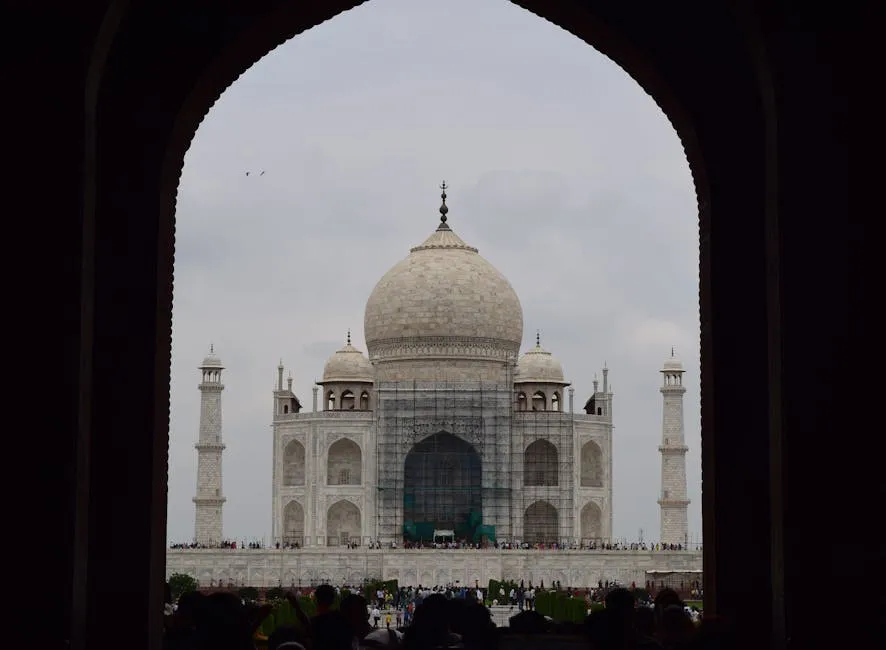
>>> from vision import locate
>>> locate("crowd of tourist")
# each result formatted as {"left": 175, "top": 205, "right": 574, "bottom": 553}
{"left": 358, "top": 579, "right": 701, "bottom": 613}
{"left": 169, "top": 538, "right": 701, "bottom": 552}
{"left": 169, "top": 540, "right": 267, "bottom": 550}
{"left": 162, "top": 581, "right": 722, "bottom": 649}
{"left": 396, "top": 540, "right": 697, "bottom": 551}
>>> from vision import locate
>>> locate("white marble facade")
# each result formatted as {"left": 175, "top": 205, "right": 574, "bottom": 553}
{"left": 166, "top": 548, "right": 702, "bottom": 589}
{"left": 269, "top": 193, "right": 615, "bottom": 548}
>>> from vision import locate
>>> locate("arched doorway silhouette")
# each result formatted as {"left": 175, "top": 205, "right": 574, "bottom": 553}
{"left": 66, "top": 0, "right": 828, "bottom": 645}
{"left": 403, "top": 432, "right": 482, "bottom": 541}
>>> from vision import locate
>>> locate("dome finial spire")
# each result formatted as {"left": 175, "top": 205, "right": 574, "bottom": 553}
{"left": 437, "top": 180, "right": 450, "bottom": 231}
{"left": 671, "top": 345, "right": 675, "bottom": 357}
{"left": 347, "top": 329, "right": 351, "bottom": 345}
{"left": 210, "top": 343, "right": 214, "bottom": 354}
{"left": 536, "top": 330, "right": 541, "bottom": 347}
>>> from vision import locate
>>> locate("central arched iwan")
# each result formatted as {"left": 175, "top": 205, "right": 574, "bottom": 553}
{"left": 403, "top": 432, "right": 482, "bottom": 539}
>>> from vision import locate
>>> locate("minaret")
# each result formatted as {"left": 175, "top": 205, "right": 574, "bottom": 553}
{"left": 658, "top": 348, "right": 690, "bottom": 546}
{"left": 193, "top": 344, "right": 226, "bottom": 546}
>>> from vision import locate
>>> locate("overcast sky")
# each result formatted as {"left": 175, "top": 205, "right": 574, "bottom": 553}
{"left": 167, "top": 0, "right": 701, "bottom": 546}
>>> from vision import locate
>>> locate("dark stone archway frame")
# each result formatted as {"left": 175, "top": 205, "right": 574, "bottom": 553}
{"left": 75, "top": 1, "right": 790, "bottom": 648}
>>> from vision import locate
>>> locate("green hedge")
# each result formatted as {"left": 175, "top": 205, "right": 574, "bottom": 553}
{"left": 487, "top": 579, "right": 520, "bottom": 603}
{"left": 256, "top": 587, "right": 364, "bottom": 637}
{"left": 534, "top": 591, "right": 590, "bottom": 624}
{"left": 257, "top": 596, "right": 318, "bottom": 637}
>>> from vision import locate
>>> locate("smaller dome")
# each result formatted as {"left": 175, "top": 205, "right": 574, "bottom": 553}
{"left": 663, "top": 348, "right": 684, "bottom": 371}
{"left": 321, "top": 335, "right": 374, "bottom": 383}
{"left": 200, "top": 345, "right": 223, "bottom": 368}
{"left": 515, "top": 335, "right": 568, "bottom": 384}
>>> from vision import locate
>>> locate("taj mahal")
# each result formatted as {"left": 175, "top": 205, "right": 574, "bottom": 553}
{"left": 167, "top": 184, "right": 702, "bottom": 588}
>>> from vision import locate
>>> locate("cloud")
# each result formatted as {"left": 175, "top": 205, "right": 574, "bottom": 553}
{"left": 616, "top": 316, "right": 691, "bottom": 362}
{"left": 168, "top": 0, "right": 702, "bottom": 547}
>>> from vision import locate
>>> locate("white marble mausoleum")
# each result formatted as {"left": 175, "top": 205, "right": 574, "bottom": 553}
{"left": 170, "top": 184, "right": 700, "bottom": 586}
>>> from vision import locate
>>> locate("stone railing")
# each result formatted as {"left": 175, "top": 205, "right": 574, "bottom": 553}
{"left": 275, "top": 410, "right": 375, "bottom": 422}
{"left": 167, "top": 545, "right": 703, "bottom": 554}
{"left": 568, "top": 413, "right": 611, "bottom": 423}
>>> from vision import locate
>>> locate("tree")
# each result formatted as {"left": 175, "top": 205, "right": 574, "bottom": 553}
{"left": 169, "top": 573, "right": 199, "bottom": 601}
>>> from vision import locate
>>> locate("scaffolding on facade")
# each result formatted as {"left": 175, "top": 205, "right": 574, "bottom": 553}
{"left": 373, "top": 373, "right": 575, "bottom": 546}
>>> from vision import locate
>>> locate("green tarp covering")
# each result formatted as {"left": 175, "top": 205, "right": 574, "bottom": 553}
{"left": 474, "top": 524, "right": 496, "bottom": 542}
{"left": 402, "top": 512, "right": 494, "bottom": 543}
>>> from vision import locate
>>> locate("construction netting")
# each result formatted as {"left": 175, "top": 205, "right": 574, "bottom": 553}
{"left": 374, "top": 377, "right": 575, "bottom": 546}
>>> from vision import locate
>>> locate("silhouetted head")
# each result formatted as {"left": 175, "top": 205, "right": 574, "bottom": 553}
{"left": 414, "top": 593, "right": 449, "bottom": 625}
{"left": 315, "top": 584, "right": 336, "bottom": 612}
{"left": 312, "top": 610, "right": 354, "bottom": 650}
{"left": 653, "top": 588, "right": 682, "bottom": 611}
{"left": 603, "top": 587, "right": 636, "bottom": 631}
{"left": 583, "top": 608, "right": 618, "bottom": 649}
{"left": 660, "top": 605, "right": 695, "bottom": 645}
{"left": 604, "top": 588, "right": 635, "bottom": 614}
{"left": 363, "top": 628, "right": 405, "bottom": 648}
{"left": 634, "top": 605, "right": 656, "bottom": 637}
{"left": 197, "top": 591, "right": 256, "bottom": 650}
{"left": 449, "top": 600, "right": 495, "bottom": 648}
{"left": 508, "top": 610, "right": 549, "bottom": 635}
{"left": 405, "top": 595, "right": 457, "bottom": 650}
{"left": 175, "top": 590, "right": 205, "bottom": 626}
{"left": 340, "top": 593, "right": 371, "bottom": 637}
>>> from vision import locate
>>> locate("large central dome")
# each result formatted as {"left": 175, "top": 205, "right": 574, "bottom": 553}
{"left": 364, "top": 185, "right": 523, "bottom": 382}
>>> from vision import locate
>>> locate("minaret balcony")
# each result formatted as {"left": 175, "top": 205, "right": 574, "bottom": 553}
{"left": 513, "top": 410, "right": 572, "bottom": 419}
{"left": 569, "top": 412, "right": 611, "bottom": 422}
{"left": 195, "top": 442, "right": 226, "bottom": 451}
{"left": 192, "top": 496, "right": 226, "bottom": 504}
{"left": 275, "top": 410, "right": 374, "bottom": 422}
{"left": 657, "top": 498, "right": 691, "bottom": 507}
{"left": 658, "top": 444, "right": 689, "bottom": 453}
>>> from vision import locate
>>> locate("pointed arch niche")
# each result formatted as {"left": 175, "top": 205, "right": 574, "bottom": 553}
{"left": 524, "top": 439, "right": 559, "bottom": 486}
{"left": 327, "top": 500, "right": 361, "bottom": 546}
{"left": 580, "top": 501, "right": 603, "bottom": 540}
{"left": 580, "top": 440, "right": 604, "bottom": 487}
{"left": 523, "top": 500, "right": 559, "bottom": 544}
{"left": 282, "top": 439, "right": 306, "bottom": 486}
{"left": 283, "top": 500, "right": 304, "bottom": 545}
{"left": 327, "top": 438, "right": 362, "bottom": 485}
